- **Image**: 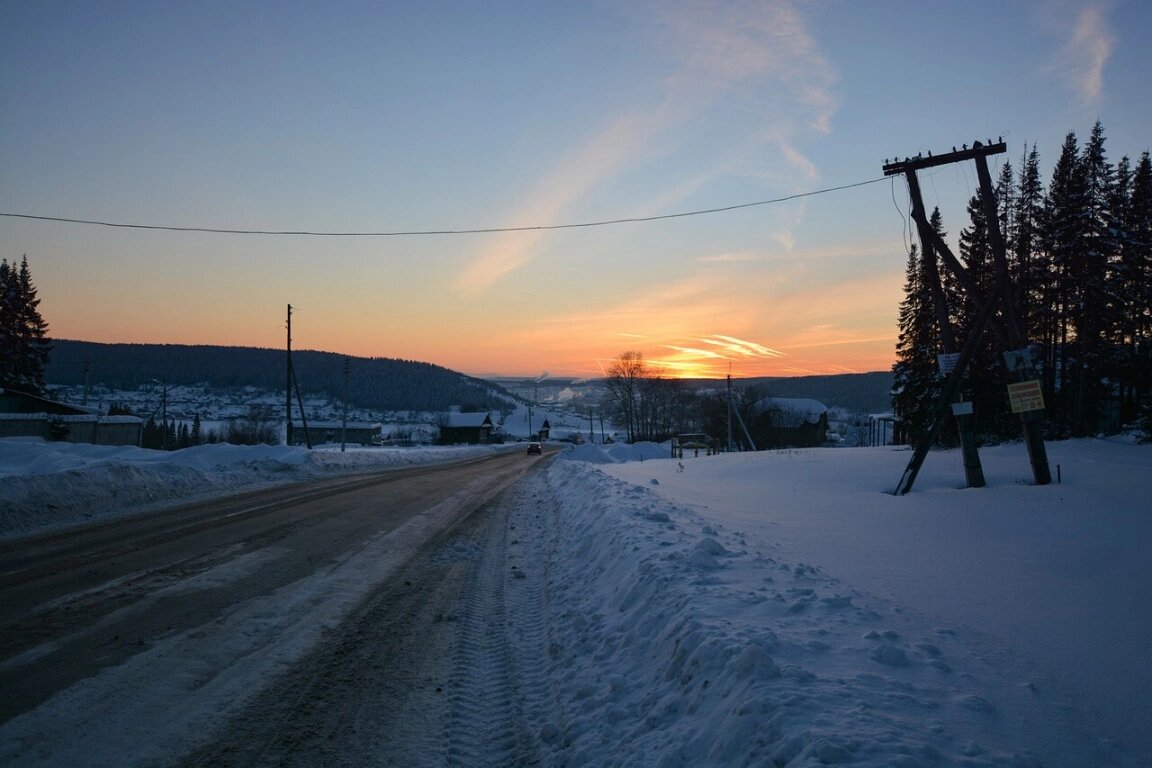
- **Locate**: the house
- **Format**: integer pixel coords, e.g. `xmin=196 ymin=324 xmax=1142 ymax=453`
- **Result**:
xmin=288 ymin=420 xmax=383 ymax=447
xmin=437 ymin=412 xmax=494 ymax=444
xmin=0 ymin=388 xmax=143 ymax=446
xmin=749 ymin=397 xmax=829 ymax=449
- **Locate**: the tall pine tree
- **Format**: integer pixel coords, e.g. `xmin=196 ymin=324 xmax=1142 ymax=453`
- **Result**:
xmin=892 ymin=238 xmax=943 ymax=445
xmin=0 ymin=256 xmax=52 ymax=396
xmin=1040 ymin=131 xmax=1087 ymax=435
xmin=957 ymin=193 xmax=1013 ymax=439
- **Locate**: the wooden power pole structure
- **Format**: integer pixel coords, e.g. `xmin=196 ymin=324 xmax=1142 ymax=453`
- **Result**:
xmin=884 ymin=141 xmax=1051 ymax=494
xmin=285 ymin=304 xmax=312 ymax=449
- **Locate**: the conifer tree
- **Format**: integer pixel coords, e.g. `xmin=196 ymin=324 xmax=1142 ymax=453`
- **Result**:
xmin=891 ymin=243 xmax=940 ymax=444
xmin=0 ymin=255 xmax=53 ymax=395
xmin=1114 ymin=152 xmax=1152 ymax=428
xmin=1010 ymin=145 xmax=1046 ymax=339
xmin=1069 ymin=121 xmax=1116 ymax=434
xmin=1040 ymin=131 xmax=1086 ymax=435
xmin=957 ymin=194 xmax=1012 ymax=438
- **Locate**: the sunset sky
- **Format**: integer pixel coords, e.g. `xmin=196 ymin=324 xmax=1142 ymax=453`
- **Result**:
xmin=2 ymin=1 xmax=1149 ymax=379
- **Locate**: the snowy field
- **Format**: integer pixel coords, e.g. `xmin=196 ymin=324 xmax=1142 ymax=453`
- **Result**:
xmin=1 ymin=436 xmax=1149 ymax=766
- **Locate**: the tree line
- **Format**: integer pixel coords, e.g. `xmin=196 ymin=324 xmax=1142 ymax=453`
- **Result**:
xmin=893 ymin=121 xmax=1151 ymax=444
xmin=600 ymin=351 xmax=827 ymax=447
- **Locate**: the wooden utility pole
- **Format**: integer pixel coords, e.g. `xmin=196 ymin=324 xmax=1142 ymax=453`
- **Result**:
xmin=897 ymin=167 xmax=985 ymax=489
xmin=285 ymin=304 xmax=312 ymax=449
xmin=884 ymin=141 xmax=1051 ymax=493
xmin=341 ymin=356 xmax=349 ymax=452
xmin=286 ymin=304 xmax=294 ymax=448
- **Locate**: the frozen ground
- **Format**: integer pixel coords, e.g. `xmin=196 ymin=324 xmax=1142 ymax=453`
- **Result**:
xmin=1 ymin=436 xmax=1149 ymax=766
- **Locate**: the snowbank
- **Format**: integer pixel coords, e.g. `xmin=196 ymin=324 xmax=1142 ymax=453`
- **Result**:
xmin=545 ymin=438 xmax=1150 ymax=766
xmin=0 ymin=438 xmax=519 ymax=540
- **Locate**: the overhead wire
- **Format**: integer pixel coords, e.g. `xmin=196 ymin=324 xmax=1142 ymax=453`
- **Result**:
xmin=0 ymin=177 xmax=888 ymax=237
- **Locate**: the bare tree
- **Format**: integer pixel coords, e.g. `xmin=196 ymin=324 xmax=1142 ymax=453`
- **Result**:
xmin=603 ymin=351 xmax=683 ymax=443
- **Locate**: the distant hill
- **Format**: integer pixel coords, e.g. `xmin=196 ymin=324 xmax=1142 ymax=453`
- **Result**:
xmin=45 ymin=340 xmax=516 ymax=414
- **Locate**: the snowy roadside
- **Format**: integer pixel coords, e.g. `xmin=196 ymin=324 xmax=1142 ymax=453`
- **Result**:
xmin=2 ymin=436 xmax=1148 ymax=766
xmin=538 ymin=438 xmax=1150 ymax=767
xmin=0 ymin=438 xmax=521 ymax=540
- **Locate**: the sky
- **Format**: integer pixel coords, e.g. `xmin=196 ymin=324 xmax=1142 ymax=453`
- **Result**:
xmin=2 ymin=0 xmax=1149 ymax=380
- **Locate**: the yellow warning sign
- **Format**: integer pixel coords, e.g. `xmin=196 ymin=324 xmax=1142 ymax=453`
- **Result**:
xmin=1007 ymin=380 xmax=1045 ymax=413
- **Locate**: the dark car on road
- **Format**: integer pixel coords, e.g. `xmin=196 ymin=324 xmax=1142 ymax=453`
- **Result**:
xmin=526 ymin=442 xmax=542 ymax=455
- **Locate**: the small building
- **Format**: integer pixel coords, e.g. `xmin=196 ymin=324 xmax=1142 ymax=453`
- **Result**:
xmin=289 ymin=420 xmax=383 ymax=446
xmin=749 ymin=397 xmax=829 ymax=449
xmin=437 ymin=412 xmax=494 ymax=444
xmin=0 ymin=388 xmax=143 ymax=446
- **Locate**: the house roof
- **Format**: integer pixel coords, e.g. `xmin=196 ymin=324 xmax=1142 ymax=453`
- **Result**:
xmin=754 ymin=397 xmax=828 ymax=427
xmin=440 ymin=412 xmax=493 ymax=429
xmin=0 ymin=388 xmax=100 ymax=416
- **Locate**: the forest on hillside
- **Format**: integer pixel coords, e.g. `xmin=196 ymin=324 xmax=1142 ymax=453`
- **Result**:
xmin=45 ymin=340 xmax=516 ymax=414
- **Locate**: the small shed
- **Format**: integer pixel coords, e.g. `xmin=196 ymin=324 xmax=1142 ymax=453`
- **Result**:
xmin=750 ymin=397 xmax=829 ymax=449
xmin=437 ymin=412 xmax=494 ymax=444
xmin=0 ymin=388 xmax=143 ymax=446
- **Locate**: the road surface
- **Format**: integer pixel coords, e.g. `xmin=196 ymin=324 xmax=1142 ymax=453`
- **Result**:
xmin=0 ymin=448 xmax=558 ymax=767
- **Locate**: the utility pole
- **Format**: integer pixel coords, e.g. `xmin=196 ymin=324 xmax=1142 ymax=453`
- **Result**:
xmin=727 ymin=370 xmax=734 ymax=452
xmin=284 ymin=304 xmax=312 ymax=449
xmin=896 ymin=165 xmax=984 ymax=489
xmin=341 ymin=356 xmax=349 ymax=452
xmin=286 ymin=304 xmax=294 ymax=448
xmin=884 ymin=141 xmax=1051 ymax=493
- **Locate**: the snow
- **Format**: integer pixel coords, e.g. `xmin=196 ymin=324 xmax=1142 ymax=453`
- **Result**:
xmin=1 ymin=436 xmax=1149 ymax=766
xmin=0 ymin=438 xmax=518 ymax=539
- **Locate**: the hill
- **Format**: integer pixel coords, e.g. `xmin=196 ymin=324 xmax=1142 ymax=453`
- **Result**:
xmin=45 ymin=340 xmax=516 ymax=414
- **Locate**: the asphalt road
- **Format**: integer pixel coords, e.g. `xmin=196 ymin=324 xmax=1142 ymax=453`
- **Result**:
xmin=0 ymin=448 xmax=551 ymax=766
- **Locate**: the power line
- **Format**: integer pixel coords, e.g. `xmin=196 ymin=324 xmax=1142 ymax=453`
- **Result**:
xmin=0 ymin=177 xmax=887 ymax=237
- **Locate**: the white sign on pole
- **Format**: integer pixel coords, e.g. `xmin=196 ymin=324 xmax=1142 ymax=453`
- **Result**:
xmin=937 ymin=352 xmax=961 ymax=375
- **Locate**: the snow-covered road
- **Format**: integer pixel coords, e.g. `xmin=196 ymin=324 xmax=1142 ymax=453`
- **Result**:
xmin=1 ymin=437 xmax=1148 ymax=766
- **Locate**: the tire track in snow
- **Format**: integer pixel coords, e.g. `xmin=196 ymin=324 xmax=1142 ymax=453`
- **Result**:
xmin=442 ymin=481 xmax=544 ymax=767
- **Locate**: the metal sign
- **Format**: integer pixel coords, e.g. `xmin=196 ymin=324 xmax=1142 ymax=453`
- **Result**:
xmin=937 ymin=352 xmax=961 ymax=375
xmin=1007 ymin=380 xmax=1045 ymax=413
xmin=1003 ymin=347 xmax=1037 ymax=372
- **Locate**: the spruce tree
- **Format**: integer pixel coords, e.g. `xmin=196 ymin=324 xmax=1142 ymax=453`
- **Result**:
xmin=1011 ymin=145 xmax=1046 ymax=340
xmin=958 ymin=193 xmax=1012 ymax=439
xmin=891 ymin=243 xmax=941 ymax=444
xmin=1115 ymin=152 xmax=1152 ymax=429
xmin=0 ymin=255 xmax=53 ymax=395
xmin=1071 ymin=121 xmax=1116 ymax=434
xmin=1041 ymin=131 xmax=1086 ymax=435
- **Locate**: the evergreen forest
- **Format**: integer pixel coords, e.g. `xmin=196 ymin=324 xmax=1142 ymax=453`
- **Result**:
xmin=893 ymin=122 xmax=1151 ymax=444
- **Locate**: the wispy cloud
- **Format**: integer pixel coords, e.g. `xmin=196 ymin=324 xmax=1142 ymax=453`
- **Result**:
xmin=1043 ymin=0 xmax=1114 ymax=105
xmin=452 ymin=0 xmax=838 ymax=295
xmin=451 ymin=110 xmax=671 ymax=295
xmin=698 ymin=334 xmax=785 ymax=359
